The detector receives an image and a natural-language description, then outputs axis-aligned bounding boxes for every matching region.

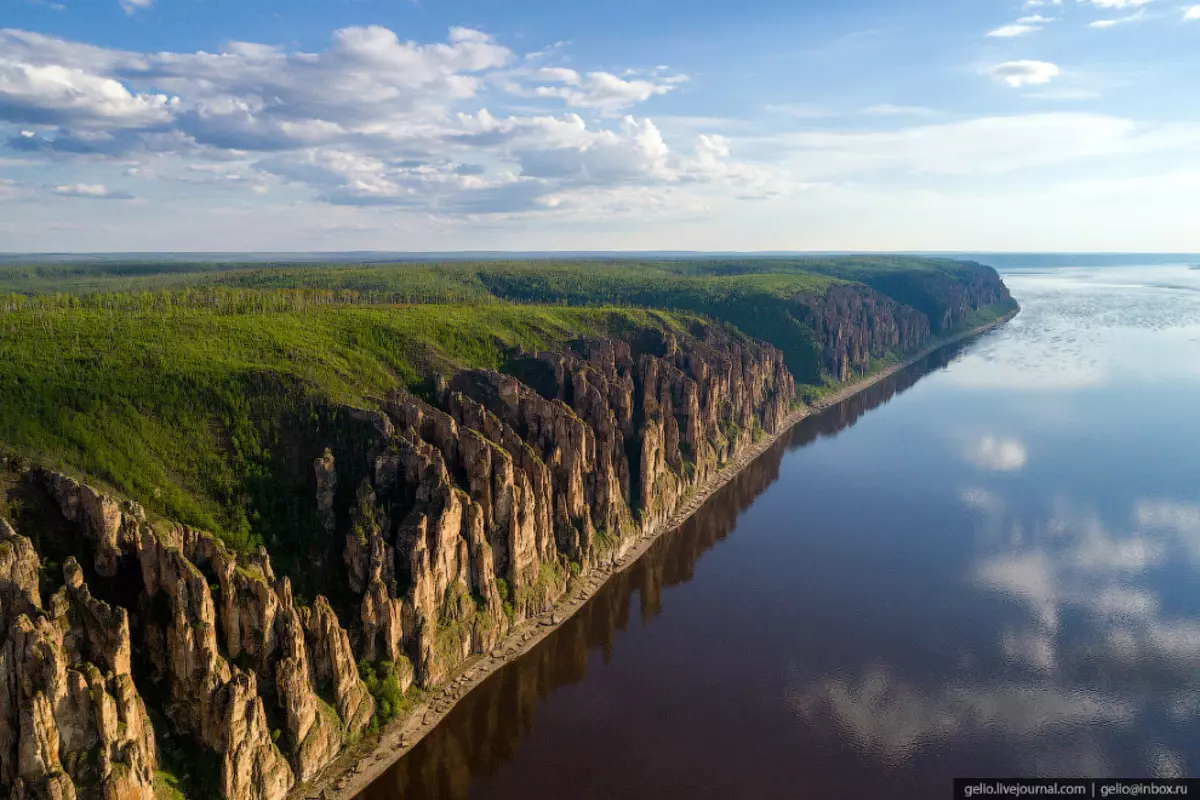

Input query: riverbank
[295,309,1018,800]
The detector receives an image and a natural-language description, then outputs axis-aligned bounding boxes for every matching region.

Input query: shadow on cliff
[358,339,974,800]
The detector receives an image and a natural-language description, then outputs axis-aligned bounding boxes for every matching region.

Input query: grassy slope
[0,256,1015,556]
[0,303,695,551]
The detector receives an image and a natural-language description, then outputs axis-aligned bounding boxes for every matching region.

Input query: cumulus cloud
[0,59,177,127]
[526,69,686,114]
[251,112,777,210]
[0,26,765,217]
[52,182,132,199]
[1184,5,1200,19]
[988,60,1062,88]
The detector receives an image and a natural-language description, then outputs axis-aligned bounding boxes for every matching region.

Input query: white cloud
[0,58,176,127]
[119,0,153,14]
[254,112,780,210]
[1081,0,1154,7]
[0,26,767,217]
[987,24,1040,37]
[529,70,685,114]
[764,113,1154,179]
[1184,5,1200,19]
[1088,10,1147,26]
[748,110,1200,189]
[988,60,1062,88]
[1017,14,1058,22]
[52,182,131,199]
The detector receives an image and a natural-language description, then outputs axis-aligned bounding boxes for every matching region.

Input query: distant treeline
[0,256,1015,385]
[0,287,498,314]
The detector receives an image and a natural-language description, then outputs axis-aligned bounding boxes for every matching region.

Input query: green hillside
[0,302,696,555]
[0,255,1017,571]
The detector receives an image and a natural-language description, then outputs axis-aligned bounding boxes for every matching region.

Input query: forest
[0,254,1016,563]
[0,254,1017,800]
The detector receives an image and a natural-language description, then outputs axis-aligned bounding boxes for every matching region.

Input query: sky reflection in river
[362,264,1200,800]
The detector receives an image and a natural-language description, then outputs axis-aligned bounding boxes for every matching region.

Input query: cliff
[0,321,797,799]
[0,255,1018,799]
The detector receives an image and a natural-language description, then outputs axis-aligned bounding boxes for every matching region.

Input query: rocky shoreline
[300,310,1017,800]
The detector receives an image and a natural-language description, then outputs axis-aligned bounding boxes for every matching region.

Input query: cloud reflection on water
[965,435,1028,472]
[788,489,1200,776]
[786,666,1134,768]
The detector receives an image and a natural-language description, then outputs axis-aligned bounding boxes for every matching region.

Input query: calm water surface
[362,264,1200,799]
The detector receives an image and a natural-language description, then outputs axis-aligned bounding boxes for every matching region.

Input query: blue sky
[2,0,1200,251]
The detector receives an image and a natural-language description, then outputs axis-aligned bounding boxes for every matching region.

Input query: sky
[2,0,1200,252]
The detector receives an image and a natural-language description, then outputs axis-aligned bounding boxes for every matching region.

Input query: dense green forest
[0,256,1017,560]
[1,256,1011,378]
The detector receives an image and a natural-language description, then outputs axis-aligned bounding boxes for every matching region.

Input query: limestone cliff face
[0,472,372,800]
[792,272,1016,382]
[845,261,1017,336]
[1,321,798,799]
[0,521,157,800]
[337,324,795,689]
[794,285,931,382]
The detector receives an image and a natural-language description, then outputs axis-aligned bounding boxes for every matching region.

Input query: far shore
[293,308,1019,800]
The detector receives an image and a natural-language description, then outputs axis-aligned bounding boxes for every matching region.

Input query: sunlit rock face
[0,323,795,799]
[348,326,796,687]
[0,522,157,800]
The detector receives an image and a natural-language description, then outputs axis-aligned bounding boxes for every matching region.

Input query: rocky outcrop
[2,320,802,799]
[0,520,157,800]
[795,284,931,382]
[273,580,339,782]
[137,524,294,800]
[39,473,137,580]
[301,597,373,737]
[332,325,795,688]
[0,520,42,634]
[845,260,1017,335]
[0,472,374,800]
[314,449,338,540]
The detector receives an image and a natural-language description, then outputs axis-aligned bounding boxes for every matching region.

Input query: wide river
[361,264,1200,799]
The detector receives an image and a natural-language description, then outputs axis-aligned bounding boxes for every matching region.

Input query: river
[360,263,1200,799]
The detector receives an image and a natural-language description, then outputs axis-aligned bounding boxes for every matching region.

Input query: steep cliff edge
[0,257,1018,799]
[0,320,798,799]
